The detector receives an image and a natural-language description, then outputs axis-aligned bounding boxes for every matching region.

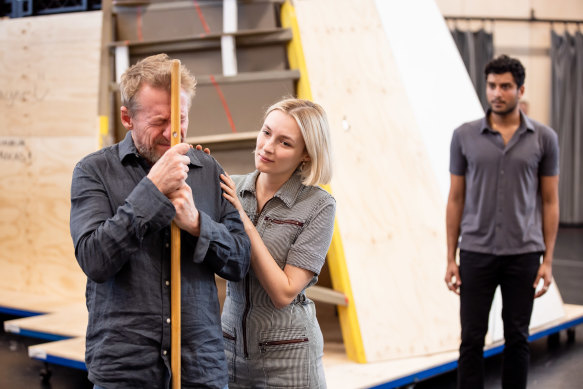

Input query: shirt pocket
[261,217,305,268]
[258,327,309,388]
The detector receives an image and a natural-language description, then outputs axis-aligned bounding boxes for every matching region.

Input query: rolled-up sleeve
[70,160,174,283]
[181,153,251,282]
[191,207,250,281]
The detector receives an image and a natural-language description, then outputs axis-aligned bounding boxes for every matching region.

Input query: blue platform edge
[31,353,87,371]
[22,330,86,370]
[369,315,583,389]
[0,307,45,317]
[13,310,583,378]
[1,306,86,369]
[15,329,71,342]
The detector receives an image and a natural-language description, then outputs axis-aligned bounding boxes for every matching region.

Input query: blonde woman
[220,98,335,388]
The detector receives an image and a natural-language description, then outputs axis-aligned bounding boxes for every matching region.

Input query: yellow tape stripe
[280,1,312,100]
[99,115,109,149]
[281,1,366,364]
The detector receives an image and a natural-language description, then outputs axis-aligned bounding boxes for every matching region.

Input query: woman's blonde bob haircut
[120,53,197,114]
[264,98,333,186]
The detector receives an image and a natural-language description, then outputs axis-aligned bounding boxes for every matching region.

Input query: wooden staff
[170,59,182,389]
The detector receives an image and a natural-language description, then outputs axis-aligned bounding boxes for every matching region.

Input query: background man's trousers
[457,250,541,389]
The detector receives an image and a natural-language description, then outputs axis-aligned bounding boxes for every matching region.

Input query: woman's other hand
[195,144,211,155]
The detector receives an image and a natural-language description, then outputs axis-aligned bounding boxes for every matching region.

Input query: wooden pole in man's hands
[170,59,182,389]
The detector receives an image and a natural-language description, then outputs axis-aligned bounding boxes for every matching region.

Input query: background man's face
[486,72,524,116]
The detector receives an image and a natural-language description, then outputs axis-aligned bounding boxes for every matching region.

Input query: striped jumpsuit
[221,171,336,388]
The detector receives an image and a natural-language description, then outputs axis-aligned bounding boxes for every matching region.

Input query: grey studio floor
[0,227,581,389]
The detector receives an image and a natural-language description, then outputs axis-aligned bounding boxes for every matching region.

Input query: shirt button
[501,170,504,175]
[166,318,171,324]
[165,243,169,248]
[165,280,170,286]
[163,350,167,356]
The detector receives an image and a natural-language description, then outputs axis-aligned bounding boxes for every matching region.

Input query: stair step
[113,0,283,41]
[111,28,292,74]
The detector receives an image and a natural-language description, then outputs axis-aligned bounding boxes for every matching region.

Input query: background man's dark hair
[484,54,526,88]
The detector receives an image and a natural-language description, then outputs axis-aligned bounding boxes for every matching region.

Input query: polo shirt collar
[520,110,535,132]
[239,170,304,208]
[480,109,535,135]
[118,131,202,167]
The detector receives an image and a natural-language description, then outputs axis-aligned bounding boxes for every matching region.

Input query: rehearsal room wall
[435,0,583,126]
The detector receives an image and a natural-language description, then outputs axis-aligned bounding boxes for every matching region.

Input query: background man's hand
[445,261,462,295]
[533,261,553,298]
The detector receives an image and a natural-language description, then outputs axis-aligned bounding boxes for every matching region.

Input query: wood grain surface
[0,12,102,303]
[294,0,466,361]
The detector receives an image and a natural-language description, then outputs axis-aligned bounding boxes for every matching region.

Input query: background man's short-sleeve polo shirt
[449,111,559,255]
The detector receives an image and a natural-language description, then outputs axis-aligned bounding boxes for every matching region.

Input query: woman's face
[255,110,309,177]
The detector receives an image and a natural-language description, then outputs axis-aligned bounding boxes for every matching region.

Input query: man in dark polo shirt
[444,55,559,389]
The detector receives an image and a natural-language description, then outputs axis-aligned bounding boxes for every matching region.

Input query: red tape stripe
[136,6,143,42]
[209,75,237,133]
[192,2,234,133]
[193,0,211,34]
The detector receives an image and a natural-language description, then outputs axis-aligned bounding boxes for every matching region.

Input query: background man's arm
[534,175,559,298]
[445,174,465,294]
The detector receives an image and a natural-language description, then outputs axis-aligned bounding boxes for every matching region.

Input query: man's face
[121,84,190,164]
[486,72,524,116]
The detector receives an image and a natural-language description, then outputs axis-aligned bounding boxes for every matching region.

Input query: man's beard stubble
[136,143,162,165]
[490,100,519,116]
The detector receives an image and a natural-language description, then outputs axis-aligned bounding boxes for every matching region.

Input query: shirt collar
[119,131,139,162]
[239,170,305,209]
[480,109,535,135]
[118,131,202,167]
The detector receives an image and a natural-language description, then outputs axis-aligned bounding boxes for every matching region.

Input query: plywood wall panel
[0,12,102,138]
[0,137,96,298]
[0,12,102,303]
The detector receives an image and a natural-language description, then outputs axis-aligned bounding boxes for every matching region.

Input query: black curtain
[550,30,583,225]
[451,28,494,111]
